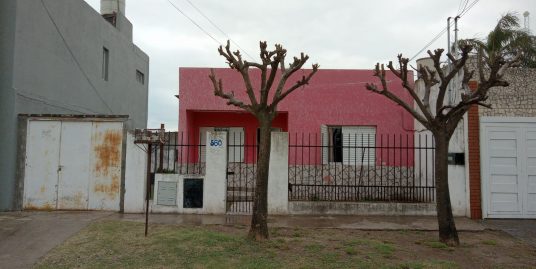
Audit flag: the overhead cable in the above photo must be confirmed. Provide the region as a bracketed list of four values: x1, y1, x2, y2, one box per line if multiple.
[409, 0, 480, 62]
[183, 0, 255, 61]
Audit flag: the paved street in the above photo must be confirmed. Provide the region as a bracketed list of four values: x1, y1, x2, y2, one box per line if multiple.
[483, 219, 536, 248]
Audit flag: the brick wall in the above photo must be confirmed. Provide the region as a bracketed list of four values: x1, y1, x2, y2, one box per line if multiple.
[467, 81, 482, 219]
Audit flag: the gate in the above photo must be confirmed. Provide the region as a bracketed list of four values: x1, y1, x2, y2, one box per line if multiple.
[23, 118, 124, 211]
[226, 131, 257, 214]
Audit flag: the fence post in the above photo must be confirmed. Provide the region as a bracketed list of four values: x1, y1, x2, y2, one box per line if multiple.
[268, 132, 289, 214]
[203, 131, 227, 213]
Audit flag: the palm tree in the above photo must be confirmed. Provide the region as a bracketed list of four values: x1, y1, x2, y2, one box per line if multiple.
[464, 12, 536, 68]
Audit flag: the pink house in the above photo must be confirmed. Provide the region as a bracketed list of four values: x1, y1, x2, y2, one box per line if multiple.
[178, 68, 415, 165]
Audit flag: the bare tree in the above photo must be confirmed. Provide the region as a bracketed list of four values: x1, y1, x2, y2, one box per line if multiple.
[210, 40, 319, 240]
[364, 43, 519, 245]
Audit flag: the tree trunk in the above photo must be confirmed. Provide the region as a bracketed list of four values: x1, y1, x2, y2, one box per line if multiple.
[248, 118, 271, 240]
[433, 132, 459, 246]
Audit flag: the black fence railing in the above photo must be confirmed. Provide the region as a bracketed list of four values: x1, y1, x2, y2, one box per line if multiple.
[288, 133, 435, 203]
[152, 132, 205, 175]
[226, 132, 258, 214]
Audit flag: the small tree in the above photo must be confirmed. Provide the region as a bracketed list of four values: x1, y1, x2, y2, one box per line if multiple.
[466, 12, 536, 68]
[209, 41, 319, 240]
[364, 42, 519, 245]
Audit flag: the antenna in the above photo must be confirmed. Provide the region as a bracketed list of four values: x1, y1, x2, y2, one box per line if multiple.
[524, 11, 530, 30]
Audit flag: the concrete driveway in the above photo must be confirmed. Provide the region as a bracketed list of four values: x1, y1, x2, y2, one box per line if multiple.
[0, 211, 111, 269]
[483, 219, 536, 248]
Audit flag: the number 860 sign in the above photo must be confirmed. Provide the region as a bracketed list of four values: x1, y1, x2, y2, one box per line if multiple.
[210, 139, 223, 147]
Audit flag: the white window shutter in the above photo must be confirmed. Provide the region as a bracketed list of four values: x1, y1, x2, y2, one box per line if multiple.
[321, 125, 328, 164]
[342, 126, 376, 165]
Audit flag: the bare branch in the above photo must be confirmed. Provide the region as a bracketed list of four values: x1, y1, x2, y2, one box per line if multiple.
[271, 64, 319, 108]
[365, 63, 430, 128]
[273, 52, 310, 102]
[434, 45, 472, 115]
[418, 65, 439, 112]
[209, 69, 251, 112]
[217, 40, 259, 107]
[477, 102, 492, 108]
[212, 40, 318, 117]
[386, 56, 434, 122]
[263, 43, 287, 103]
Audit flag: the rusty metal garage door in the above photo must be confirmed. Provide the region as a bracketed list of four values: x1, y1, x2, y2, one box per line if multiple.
[23, 120, 123, 211]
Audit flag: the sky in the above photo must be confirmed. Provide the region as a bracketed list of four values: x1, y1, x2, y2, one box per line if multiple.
[84, 0, 535, 131]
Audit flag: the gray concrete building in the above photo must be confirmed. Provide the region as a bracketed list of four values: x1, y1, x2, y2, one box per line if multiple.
[0, 0, 149, 211]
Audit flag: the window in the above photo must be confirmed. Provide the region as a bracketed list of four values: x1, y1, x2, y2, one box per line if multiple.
[321, 125, 376, 165]
[102, 47, 109, 81]
[199, 127, 245, 162]
[136, 70, 145, 84]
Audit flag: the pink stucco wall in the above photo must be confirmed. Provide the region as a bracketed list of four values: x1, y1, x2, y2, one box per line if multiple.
[178, 67, 415, 165]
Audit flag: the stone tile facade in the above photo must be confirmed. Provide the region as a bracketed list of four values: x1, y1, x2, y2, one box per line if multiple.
[465, 57, 536, 117]
[480, 67, 536, 117]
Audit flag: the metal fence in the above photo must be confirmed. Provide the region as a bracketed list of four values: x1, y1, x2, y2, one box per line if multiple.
[226, 132, 258, 213]
[288, 133, 435, 203]
[151, 132, 206, 175]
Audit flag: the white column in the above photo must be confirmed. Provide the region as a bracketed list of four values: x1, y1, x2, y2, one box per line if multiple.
[203, 131, 227, 214]
[124, 132, 146, 213]
[268, 132, 289, 214]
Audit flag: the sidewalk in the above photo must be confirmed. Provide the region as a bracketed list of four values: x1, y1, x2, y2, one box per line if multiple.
[0, 211, 111, 269]
[110, 213, 486, 231]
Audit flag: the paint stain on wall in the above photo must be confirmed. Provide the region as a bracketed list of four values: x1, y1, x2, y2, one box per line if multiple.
[93, 175, 120, 199]
[59, 192, 87, 209]
[93, 130, 122, 176]
[25, 202, 54, 211]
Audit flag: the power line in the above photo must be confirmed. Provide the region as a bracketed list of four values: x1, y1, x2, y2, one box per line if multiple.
[409, 0, 480, 62]
[458, 0, 478, 17]
[166, 0, 222, 46]
[457, 0, 469, 16]
[183, 0, 255, 61]
[40, 0, 114, 113]
[16, 89, 98, 114]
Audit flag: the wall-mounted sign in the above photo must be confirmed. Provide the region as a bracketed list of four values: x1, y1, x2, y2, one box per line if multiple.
[210, 139, 223, 147]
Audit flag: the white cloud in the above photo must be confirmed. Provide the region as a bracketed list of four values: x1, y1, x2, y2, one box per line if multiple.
[84, 0, 536, 129]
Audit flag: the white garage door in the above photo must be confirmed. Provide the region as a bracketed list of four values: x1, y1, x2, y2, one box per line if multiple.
[481, 118, 536, 219]
[23, 120, 123, 211]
